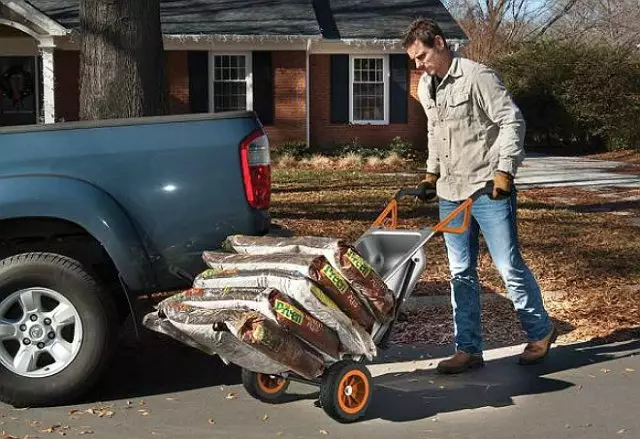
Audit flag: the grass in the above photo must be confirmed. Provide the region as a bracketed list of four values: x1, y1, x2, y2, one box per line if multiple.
[271, 166, 640, 345]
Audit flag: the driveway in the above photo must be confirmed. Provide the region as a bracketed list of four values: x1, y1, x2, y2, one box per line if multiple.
[0, 335, 638, 439]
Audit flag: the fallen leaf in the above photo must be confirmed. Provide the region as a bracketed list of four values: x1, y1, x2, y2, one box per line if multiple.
[165, 397, 178, 402]
[393, 373, 403, 377]
[617, 429, 626, 434]
[438, 385, 445, 389]
[207, 419, 215, 425]
[262, 415, 269, 422]
[577, 385, 583, 391]
[79, 431, 94, 435]
[225, 393, 237, 400]
[68, 409, 82, 416]
[139, 401, 146, 407]
[40, 425, 61, 434]
[625, 368, 635, 372]
[432, 417, 439, 422]
[319, 430, 328, 435]
[84, 409, 95, 416]
[601, 368, 611, 374]
[565, 424, 571, 429]
[428, 380, 435, 384]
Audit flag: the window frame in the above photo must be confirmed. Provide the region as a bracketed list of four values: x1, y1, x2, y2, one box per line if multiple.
[208, 52, 253, 113]
[348, 54, 389, 125]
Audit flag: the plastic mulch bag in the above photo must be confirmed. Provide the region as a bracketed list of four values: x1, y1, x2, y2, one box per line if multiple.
[201, 252, 377, 331]
[144, 290, 325, 379]
[142, 300, 289, 375]
[193, 269, 377, 359]
[222, 235, 396, 323]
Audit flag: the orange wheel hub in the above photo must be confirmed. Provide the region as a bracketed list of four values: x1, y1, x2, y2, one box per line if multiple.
[256, 373, 287, 394]
[337, 369, 370, 415]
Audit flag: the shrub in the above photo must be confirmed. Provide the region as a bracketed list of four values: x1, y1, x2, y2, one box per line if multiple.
[275, 141, 310, 158]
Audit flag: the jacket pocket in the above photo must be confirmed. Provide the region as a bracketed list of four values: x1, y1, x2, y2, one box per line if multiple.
[446, 89, 472, 119]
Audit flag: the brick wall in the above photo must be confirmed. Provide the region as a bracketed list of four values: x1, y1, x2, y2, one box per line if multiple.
[54, 50, 79, 122]
[166, 51, 189, 114]
[262, 51, 307, 147]
[309, 54, 427, 151]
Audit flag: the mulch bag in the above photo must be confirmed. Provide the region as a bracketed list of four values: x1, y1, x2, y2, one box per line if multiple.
[237, 311, 325, 380]
[142, 301, 289, 375]
[194, 269, 377, 359]
[202, 252, 377, 332]
[174, 287, 341, 360]
[145, 292, 325, 380]
[221, 235, 396, 323]
[267, 289, 340, 359]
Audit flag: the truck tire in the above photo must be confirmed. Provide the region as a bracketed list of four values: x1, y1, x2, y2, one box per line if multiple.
[0, 253, 117, 407]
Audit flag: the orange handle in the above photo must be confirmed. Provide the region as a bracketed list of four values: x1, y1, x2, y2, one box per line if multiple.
[372, 197, 472, 235]
[433, 198, 472, 234]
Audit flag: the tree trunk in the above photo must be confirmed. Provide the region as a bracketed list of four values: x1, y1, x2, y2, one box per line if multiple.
[79, 0, 167, 120]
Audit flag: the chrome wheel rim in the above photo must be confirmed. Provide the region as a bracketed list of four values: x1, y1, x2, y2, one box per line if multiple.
[0, 288, 83, 378]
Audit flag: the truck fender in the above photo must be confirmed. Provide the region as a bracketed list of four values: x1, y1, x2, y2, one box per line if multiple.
[0, 175, 156, 293]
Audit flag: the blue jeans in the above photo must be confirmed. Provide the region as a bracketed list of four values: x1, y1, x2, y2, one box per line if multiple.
[439, 191, 552, 355]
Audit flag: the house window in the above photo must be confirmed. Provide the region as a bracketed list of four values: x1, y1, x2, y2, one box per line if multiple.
[349, 55, 389, 125]
[209, 53, 253, 112]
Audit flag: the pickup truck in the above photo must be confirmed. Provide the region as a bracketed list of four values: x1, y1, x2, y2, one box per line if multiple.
[0, 112, 271, 407]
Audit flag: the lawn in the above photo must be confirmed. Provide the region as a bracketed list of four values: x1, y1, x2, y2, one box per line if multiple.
[271, 165, 640, 347]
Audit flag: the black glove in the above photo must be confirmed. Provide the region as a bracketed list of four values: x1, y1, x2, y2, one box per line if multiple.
[417, 173, 438, 202]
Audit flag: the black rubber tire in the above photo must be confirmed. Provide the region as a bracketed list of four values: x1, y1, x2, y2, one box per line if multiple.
[0, 253, 117, 407]
[241, 369, 290, 404]
[319, 361, 373, 423]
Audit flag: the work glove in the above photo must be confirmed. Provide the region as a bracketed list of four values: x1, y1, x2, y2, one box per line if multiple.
[492, 170, 513, 200]
[417, 173, 439, 202]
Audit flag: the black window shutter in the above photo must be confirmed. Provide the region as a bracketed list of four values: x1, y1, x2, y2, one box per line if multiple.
[252, 51, 274, 125]
[330, 54, 349, 123]
[188, 51, 209, 113]
[390, 54, 408, 123]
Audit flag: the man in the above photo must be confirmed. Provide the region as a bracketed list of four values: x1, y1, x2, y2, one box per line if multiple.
[402, 18, 557, 374]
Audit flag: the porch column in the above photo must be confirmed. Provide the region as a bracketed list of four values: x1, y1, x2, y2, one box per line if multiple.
[39, 43, 55, 123]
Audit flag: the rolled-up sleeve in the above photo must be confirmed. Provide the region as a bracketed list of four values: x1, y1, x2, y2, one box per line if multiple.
[473, 68, 526, 176]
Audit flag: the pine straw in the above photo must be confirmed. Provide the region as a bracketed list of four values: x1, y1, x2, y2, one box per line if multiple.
[271, 168, 640, 346]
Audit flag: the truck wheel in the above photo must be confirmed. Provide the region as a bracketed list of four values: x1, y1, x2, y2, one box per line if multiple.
[0, 253, 116, 407]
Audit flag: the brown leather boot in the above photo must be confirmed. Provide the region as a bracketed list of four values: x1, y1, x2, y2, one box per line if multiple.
[436, 351, 485, 374]
[519, 326, 559, 365]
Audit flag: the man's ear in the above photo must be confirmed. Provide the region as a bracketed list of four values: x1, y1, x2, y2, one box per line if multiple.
[435, 35, 447, 51]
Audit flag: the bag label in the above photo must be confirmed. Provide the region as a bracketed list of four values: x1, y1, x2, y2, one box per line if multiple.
[321, 264, 349, 293]
[345, 248, 373, 278]
[274, 299, 304, 326]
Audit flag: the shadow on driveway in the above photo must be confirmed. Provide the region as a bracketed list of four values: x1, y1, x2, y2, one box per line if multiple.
[365, 335, 640, 422]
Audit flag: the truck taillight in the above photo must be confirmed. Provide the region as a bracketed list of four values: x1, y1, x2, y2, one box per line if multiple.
[240, 129, 271, 210]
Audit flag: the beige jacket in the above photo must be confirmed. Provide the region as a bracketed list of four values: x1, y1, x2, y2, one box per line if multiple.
[418, 55, 526, 201]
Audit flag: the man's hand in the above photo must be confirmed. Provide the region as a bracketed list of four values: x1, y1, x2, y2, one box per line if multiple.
[492, 171, 513, 199]
[417, 173, 439, 202]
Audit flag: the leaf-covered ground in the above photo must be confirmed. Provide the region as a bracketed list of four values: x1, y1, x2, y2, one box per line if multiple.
[271, 155, 640, 347]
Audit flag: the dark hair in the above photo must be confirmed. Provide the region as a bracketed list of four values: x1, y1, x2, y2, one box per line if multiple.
[401, 18, 447, 49]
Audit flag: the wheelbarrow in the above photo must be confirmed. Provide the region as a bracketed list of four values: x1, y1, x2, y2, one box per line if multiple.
[241, 187, 476, 423]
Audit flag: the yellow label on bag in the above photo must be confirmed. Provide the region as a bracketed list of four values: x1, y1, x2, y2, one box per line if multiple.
[311, 285, 339, 310]
[274, 299, 304, 325]
[321, 263, 349, 293]
[345, 248, 373, 277]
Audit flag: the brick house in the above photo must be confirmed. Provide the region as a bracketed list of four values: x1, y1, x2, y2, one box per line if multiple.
[0, 0, 466, 149]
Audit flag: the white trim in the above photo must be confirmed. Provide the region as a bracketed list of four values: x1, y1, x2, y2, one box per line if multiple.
[349, 54, 389, 125]
[164, 34, 319, 51]
[34, 54, 40, 123]
[0, 18, 42, 40]
[208, 52, 253, 113]
[0, 0, 68, 35]
[39, 46, 55, 124]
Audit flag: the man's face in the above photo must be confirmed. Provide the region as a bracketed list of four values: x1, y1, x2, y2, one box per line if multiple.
[407, 37, 447, 76]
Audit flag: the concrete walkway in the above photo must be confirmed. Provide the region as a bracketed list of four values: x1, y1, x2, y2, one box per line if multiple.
[516, 154, 640, 188]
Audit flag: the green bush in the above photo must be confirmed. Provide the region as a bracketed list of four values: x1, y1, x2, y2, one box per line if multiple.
[275, 141, 310, 158]
[491, 41, 640, 153]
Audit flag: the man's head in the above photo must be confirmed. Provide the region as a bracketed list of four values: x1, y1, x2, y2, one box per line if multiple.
[402, 18, 452, 77]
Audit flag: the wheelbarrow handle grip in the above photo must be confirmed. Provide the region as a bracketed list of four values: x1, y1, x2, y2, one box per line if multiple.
[393, 187, 436, 201]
